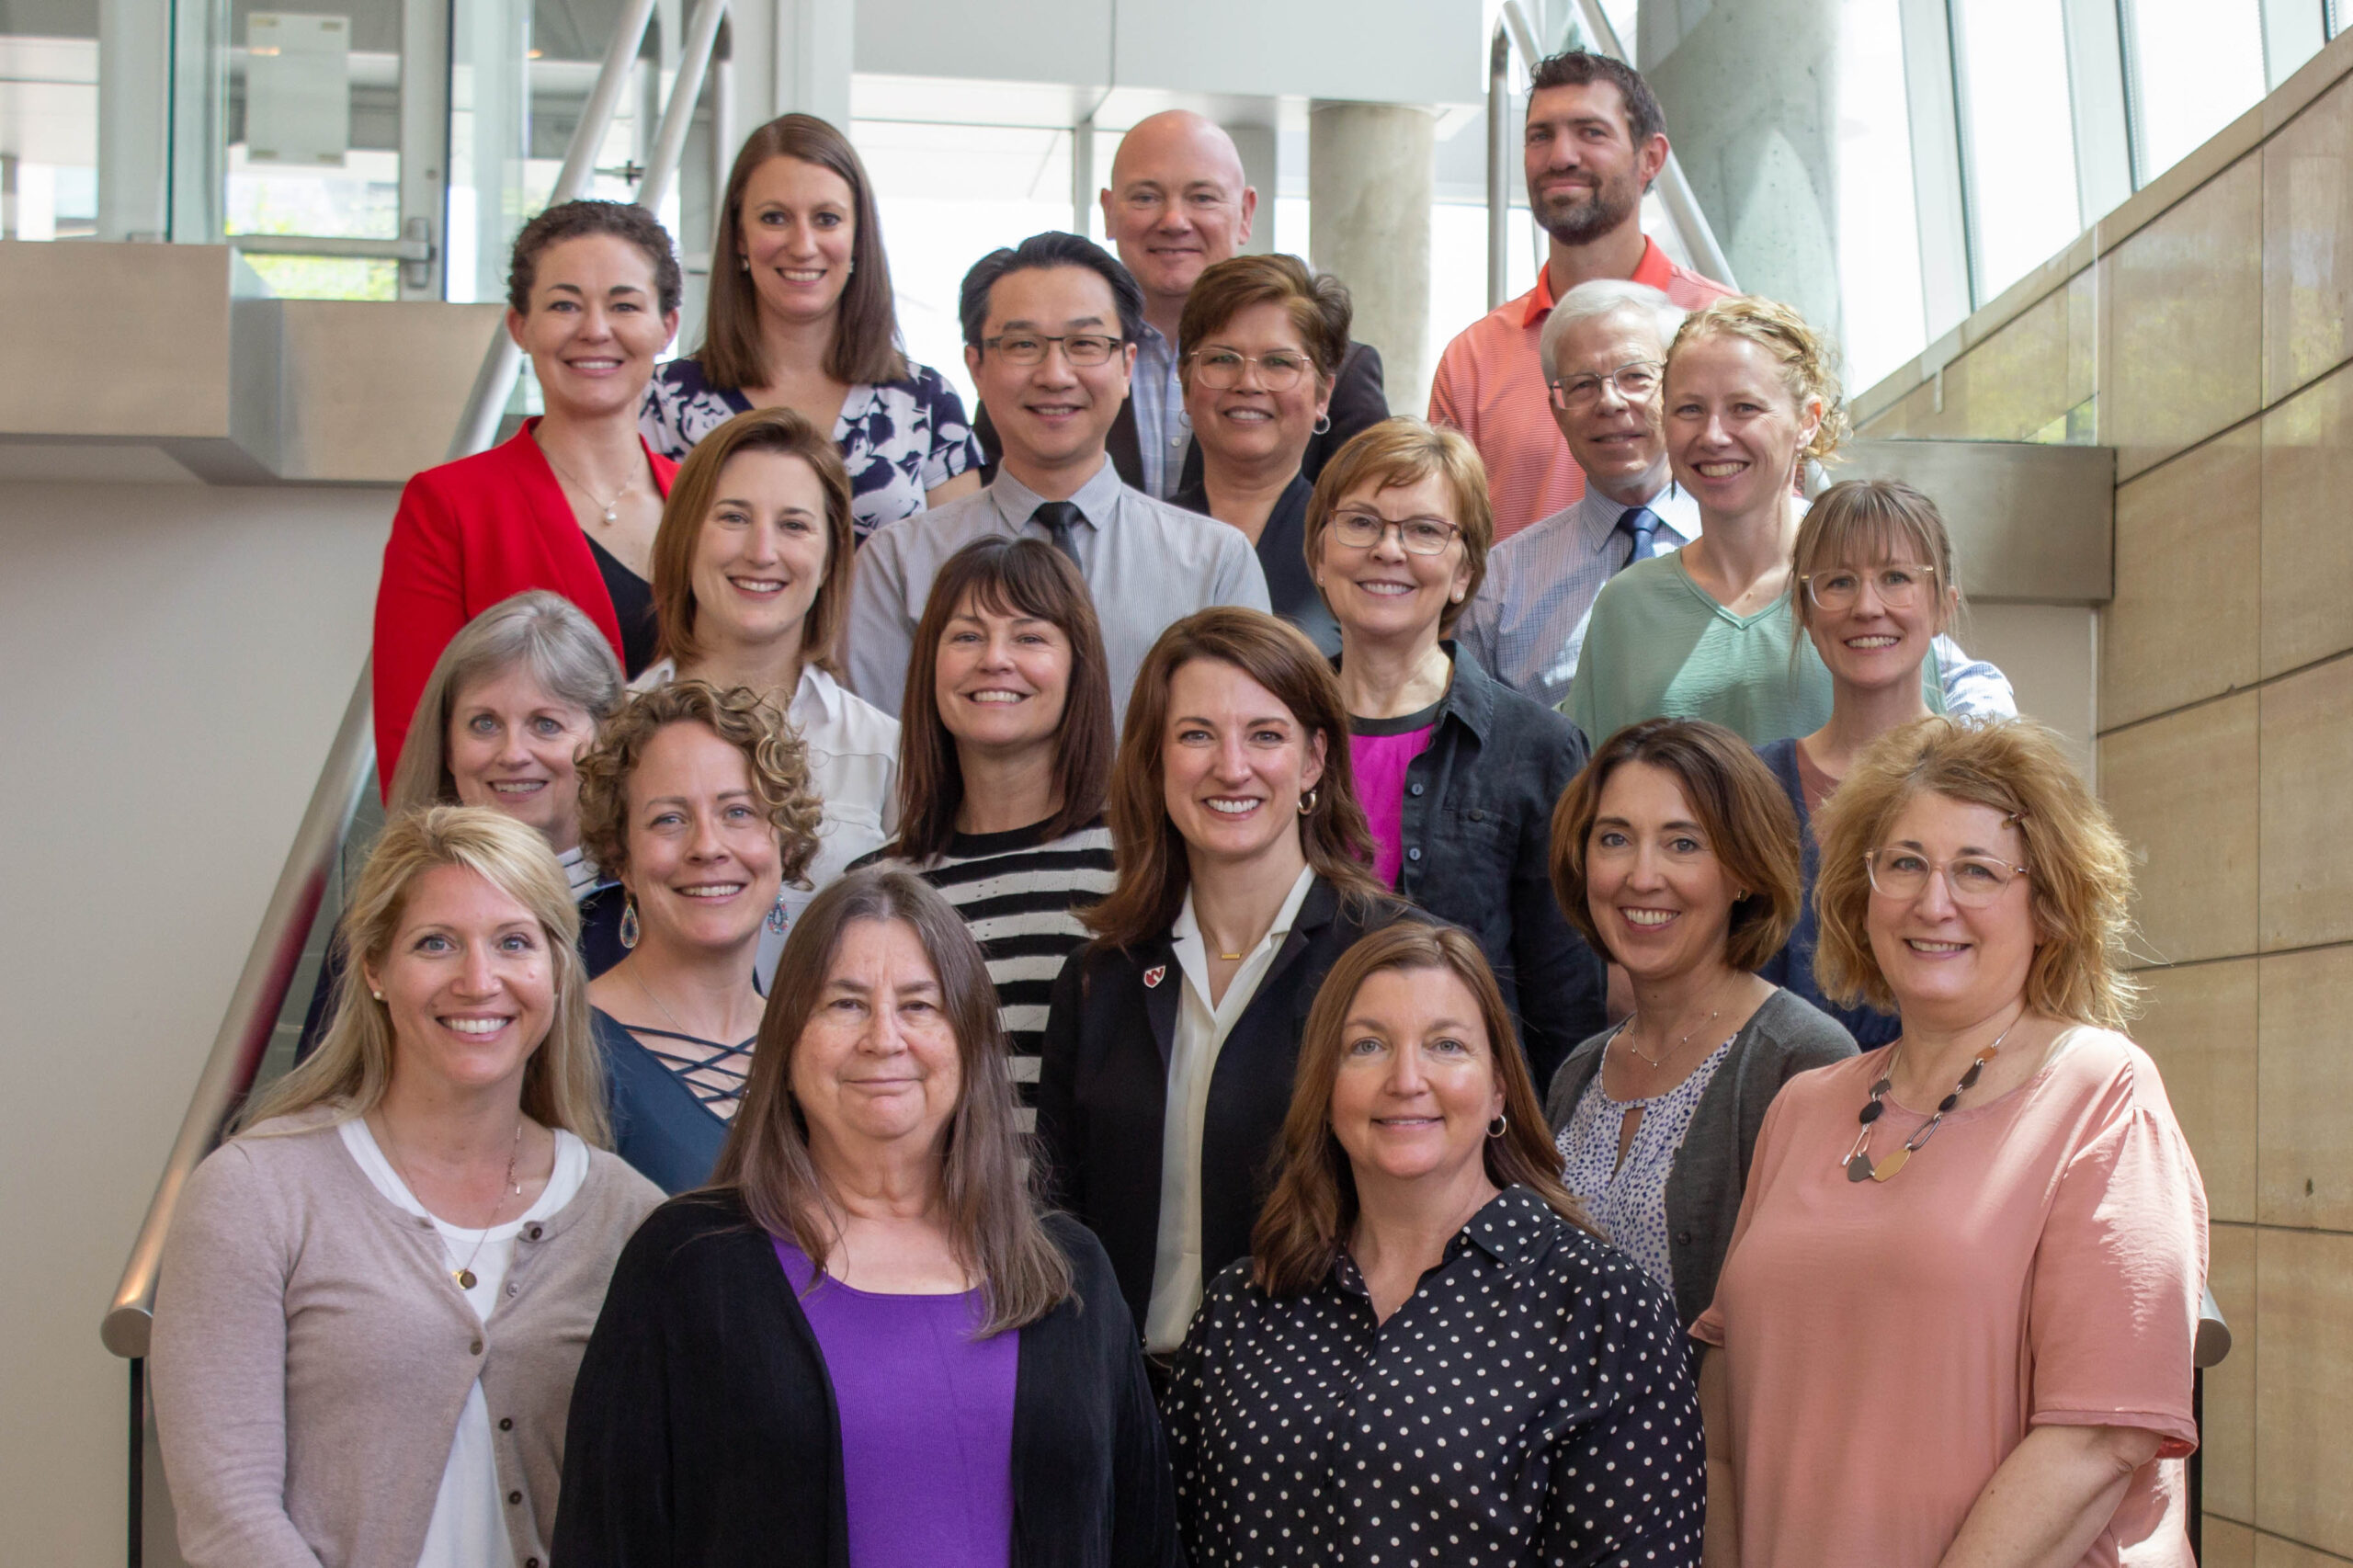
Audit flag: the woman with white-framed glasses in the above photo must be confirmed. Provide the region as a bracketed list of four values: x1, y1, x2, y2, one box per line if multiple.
[1754, 478, 1962, 1048]
[1692, 715, 2206, 1568]
[1304, 417, 1608, 1086]
[1170, 254, 1351, 653]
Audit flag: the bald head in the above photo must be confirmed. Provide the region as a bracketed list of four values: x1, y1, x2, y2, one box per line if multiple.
[1101, 111, 1258, 330]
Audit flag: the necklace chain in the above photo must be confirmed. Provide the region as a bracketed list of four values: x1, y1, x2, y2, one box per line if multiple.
[1843, 1015, 2021, 1184]
[538, 439, 634, 525]
[1616, 974, 1740, 1070]
[377, 1113, 525, 1290]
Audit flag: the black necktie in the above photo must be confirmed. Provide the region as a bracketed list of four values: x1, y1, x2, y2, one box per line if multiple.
[1615, 506, 1662, 570]
[1031, 501, 1085, 567]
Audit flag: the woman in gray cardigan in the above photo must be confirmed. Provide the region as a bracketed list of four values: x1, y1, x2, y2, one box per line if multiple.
[1543, 719, 1855, 1329]
[151, 806, 662, 1568]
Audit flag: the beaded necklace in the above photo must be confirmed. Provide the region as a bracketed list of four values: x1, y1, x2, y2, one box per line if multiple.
[1843, 1016, 2018, 1184]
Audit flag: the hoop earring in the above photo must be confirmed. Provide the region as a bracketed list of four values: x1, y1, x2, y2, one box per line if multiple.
[767, 889, 790, 935]
[1486, 1113, 1507, 1139]
[1298, 787, 1319, 816]
[619, 897, 640, 949]
[1313, 413, 1332, 435]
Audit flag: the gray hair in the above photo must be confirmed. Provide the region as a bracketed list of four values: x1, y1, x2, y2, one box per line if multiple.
[387, 590, 625, 816]
[1539, 278, 1686, 384]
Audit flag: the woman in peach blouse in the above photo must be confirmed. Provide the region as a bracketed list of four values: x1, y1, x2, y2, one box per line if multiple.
[1693, 716, 2206, 1568]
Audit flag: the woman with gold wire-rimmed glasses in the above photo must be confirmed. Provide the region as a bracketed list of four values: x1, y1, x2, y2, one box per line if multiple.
[1691, 715, 2207, 1568]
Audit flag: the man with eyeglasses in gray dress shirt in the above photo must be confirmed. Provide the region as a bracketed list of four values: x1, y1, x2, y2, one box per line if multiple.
[847, 233, 1268, 728]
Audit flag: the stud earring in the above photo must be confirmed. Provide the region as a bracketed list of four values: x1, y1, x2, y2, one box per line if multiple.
[619, 896, 641, 949]
[371, 990, 384, 1001]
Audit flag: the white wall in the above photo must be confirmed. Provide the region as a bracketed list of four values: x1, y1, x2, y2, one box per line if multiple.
[0, 475, 392, 1565]
[1966, 602, 2099, 783]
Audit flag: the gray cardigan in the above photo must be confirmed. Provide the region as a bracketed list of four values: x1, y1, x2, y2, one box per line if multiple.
[150, 1106, 662, 1568]
[1544, 987, 1857, 1330]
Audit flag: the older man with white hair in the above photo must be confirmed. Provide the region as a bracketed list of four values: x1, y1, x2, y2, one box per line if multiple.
[1458, 279, 1695, 710]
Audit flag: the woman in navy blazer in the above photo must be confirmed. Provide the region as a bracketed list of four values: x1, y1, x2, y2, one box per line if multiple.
[1036, 608, 1414, 1352]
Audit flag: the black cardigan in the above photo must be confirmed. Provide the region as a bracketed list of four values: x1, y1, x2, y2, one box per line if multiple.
[551, 1190, 1183, 1568]
[1036, 877, 1416, 1332]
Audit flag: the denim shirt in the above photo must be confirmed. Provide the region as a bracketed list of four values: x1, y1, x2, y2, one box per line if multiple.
[1377, 645, 1608, 1084]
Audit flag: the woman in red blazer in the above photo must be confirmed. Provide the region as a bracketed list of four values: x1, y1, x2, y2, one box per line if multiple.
[373, 200, 685, 783]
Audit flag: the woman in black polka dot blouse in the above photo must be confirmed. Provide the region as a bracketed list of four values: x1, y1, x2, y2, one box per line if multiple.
[1163, 923, 1706, 1567]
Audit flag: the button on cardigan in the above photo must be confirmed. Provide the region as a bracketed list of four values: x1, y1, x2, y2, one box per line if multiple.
[148, 1107, 663, 1568]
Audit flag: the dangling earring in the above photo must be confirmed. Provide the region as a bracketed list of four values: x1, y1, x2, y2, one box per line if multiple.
[1313, 413, 1332, 435]
[1486, 1113, 1507, 1139]
[1298, 787, 1319, 816]
[767, 889, 790, 935]
[846, 256, 856, 275]
[619, 896, 640, 949]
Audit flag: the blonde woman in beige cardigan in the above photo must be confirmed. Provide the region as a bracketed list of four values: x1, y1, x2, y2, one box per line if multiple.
[151, 806, 661, 1568]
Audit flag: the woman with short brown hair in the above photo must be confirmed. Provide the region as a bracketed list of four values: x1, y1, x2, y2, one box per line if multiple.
[1696, 717, 2204, 1567]
[1543, 718, 1854, 1329]
[1037, 607, 1413, 1350]
[640, 114, 983, 540]
[1170, 254, 1354, 651]
[554, 868, 1183, 1567]
[1165, 923, 1705, 1566]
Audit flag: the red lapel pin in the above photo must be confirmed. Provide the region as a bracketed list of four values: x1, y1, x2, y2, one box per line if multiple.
[1143, 964, 1166, 989]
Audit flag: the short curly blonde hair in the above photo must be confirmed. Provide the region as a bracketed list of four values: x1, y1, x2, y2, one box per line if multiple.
[1667, 295, 1849, 463]
[577, 679, 825, 892]
[1813, 716, 2139, 1028]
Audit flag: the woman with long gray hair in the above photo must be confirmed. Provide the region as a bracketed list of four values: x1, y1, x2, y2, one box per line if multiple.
[151, 806, 662, 1568]
[554, 868, 1180, 1568]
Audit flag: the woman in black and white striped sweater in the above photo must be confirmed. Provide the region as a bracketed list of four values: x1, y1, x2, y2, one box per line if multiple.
[853, 536, 1119, 1126]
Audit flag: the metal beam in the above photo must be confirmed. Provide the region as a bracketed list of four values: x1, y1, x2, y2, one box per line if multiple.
[640, 0, 731, 215]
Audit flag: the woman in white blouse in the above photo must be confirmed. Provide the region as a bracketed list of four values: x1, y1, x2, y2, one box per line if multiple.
[150, 806, 661, 1568]
[636, 404, 899, 977]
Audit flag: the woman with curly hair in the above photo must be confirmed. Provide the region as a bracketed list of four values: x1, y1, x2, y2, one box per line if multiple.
[1693, 717, 2206, 1567]
[577, 680, 825, 1192]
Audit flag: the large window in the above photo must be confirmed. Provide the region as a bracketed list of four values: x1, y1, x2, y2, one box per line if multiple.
[2125, 0, 2269, 181]
[1954, 0, 2083, 303]
[1836, 0, 1927, 392]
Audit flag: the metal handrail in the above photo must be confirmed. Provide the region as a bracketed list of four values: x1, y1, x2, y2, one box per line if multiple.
[637, 0, 730, 216]
[100, 672, 375, 1359]
[1486, 0, 1739, 310]
[100, 0, 687, 1363]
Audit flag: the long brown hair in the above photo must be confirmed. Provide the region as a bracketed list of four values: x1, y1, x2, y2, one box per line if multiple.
[711, 868, 1074, 1334]
[1086, 608, 1384, 950]
[698, 114, 905, 390]
[894, 536, 1114, 863]
[650, 406, 857, 676]
[240, 806, 611, 1145]
[1252, 924, 1589, 1296]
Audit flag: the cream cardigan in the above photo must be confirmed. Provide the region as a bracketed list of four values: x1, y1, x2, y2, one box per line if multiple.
[150, 1106, 662, 1568]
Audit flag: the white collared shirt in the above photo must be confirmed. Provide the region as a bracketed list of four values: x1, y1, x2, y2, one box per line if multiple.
[1144, 863, 1319, 1352]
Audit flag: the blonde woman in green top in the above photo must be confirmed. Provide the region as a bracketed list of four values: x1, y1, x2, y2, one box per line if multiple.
[1564, 297, 2008, 744]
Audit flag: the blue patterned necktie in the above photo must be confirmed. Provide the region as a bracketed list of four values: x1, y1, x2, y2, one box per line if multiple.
[1615, 505, 1662, 569]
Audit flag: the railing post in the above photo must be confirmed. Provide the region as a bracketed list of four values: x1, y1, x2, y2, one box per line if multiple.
[128, 1358, 143, 1568]
[1487, 20, 1513, 312]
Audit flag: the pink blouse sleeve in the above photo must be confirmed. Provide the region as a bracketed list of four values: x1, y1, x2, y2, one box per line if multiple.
[2027, 1056, 2208, 1455]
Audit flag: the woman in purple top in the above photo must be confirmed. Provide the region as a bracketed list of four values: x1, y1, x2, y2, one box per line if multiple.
[553, 868, 1182, 1568]
[1312, 419, 1605, 1085]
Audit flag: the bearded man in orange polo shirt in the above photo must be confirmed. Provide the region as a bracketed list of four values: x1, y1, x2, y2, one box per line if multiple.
[1429, 51, 1733, 541]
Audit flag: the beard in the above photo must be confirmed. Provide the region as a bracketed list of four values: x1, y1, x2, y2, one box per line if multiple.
[1531, 173, 1642, 246]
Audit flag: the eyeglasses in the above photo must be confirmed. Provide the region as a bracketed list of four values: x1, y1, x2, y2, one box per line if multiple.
[1802, 563, 1939, 613]
[1327, 509, 1461, 555]
[982, 332, 1124, 367]
[1189, 347, 1313, 392]
[1864, 847, 2029, 907]
[1548, 359, 1664, 410]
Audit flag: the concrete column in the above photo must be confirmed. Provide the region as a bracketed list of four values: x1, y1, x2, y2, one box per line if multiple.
[770, 0, 854, 127]
[1642, 0, 1841, 335]
[1224, 120, 1277, 255]
[1310, 100, 1434, 415]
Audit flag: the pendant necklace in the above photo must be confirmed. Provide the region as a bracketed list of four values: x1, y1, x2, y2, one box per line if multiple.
[380, 1114, 525, 1290]
[1844, 1015, 2019, 1184]
[540, 442, 633, 525]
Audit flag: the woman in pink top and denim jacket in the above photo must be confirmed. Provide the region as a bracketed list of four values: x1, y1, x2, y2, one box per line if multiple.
[1692, 716, 2207, 1567]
